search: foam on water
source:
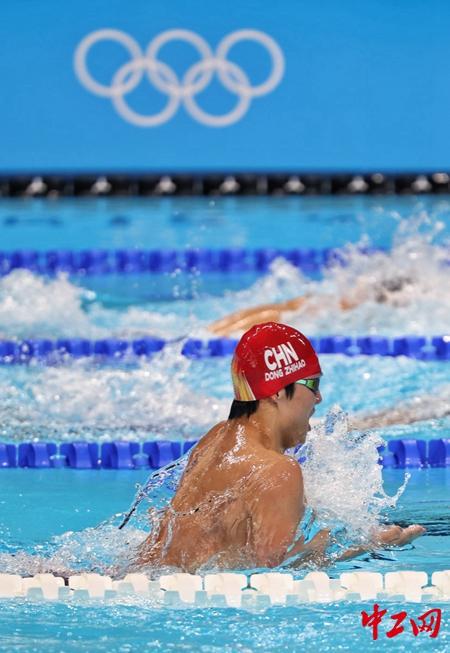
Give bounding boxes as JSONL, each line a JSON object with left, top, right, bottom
{"left": 0, "top": 271, "right": 103, "bottom": 339}
{"left": 0, "top": 215, "right": 445, "bottom": 575}
{"left": 0, "top": 348, "right": 229, "bottom": 440}
{"left": 220, "top": 213, "right": 450, "bottom": 336}
{"left": 0, "top": 215, "right": 448, "bottom": 339}
{"left": 299, "top": 406, "right": 409, "bottom": 548}
{"left": 1, "top": 349, "right": 448, "bottom": 441}
{"left": 0, "top": 270, "right": 185, "bottom": 339}
{"left": 0, "top": 407, "right": 411, "bottom": 576}
{"left": 0, "top": 521, "right": 147, "bottom": 577}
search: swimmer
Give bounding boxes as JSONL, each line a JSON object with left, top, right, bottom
{"left": 138, "top": 322, "right": 424, "bottom": 572}
{"left": 209, "top": 275, "right": 414, "bottom": 336}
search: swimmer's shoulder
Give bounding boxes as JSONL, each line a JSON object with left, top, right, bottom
{"left": 267, "top": 451, "right": 303, "bottom": 479}
{"left": 246, "top": 454, "right": 303, "bottom": 507}
{"left": 250, "top": 448, "right": 303, "bottom": 485}
{"left": 188, "top": 421, "right": 228, "bottom": 455}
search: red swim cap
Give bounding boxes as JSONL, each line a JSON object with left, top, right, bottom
{"left": 231, "top": 322, "right": 321, "bottom": 401}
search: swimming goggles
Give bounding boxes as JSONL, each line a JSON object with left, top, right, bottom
{"left": 295, "top": 377, "right": 321, "bottom": 395}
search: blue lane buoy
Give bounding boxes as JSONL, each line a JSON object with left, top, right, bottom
{"left": 207, "top": 338, "right": 238, "bottom": 357}
{"left": 101, "top": 441, "right": 140, "bottom": 469}
{"left": 115, "top": 249, "right": 149, "bottom": 273}
{"left": 2, "top": 438, "right": 450, "bottom": 470}
{"left": 143, "top": 441, "right": 180, "bottom": 468}
{"left": 317, "top": 336, "right": 335, "bottom": 354}
{"left": 388, "top": 439, "right": 427, "bottom": 467}
{"left": 433, "top": 336, "right": 450, "bottom": 360}
{"left": 216, "top": 249, "right": 249, "bottom": 272}
{"left": 93, "top": 339, "right": 130, "bottom": 358}
{"left": 254, "top": 248, "right": 279, "bottom": 271}
{"left": 46, "top": 250, "right": 75, "bottom": 273}
{"left": 181, "top": 339, "right": 205, "bottom": 359}
{"left": 18, "top": 442, "right": 58, "bottom": 468}
{"left": 0, "top": 443, "right": 16, "bottom": 467}
{"left": 132, "top": 338, "right": 165, "bottom": 356}
{"left": 183, "top": 440, "right": 198, "bottom": 453}
{"left": 10, "top": 250, "right": 40, "bottom": 272}
{"left": 428, "top": 438, "right": 450, "bottom": 467}
{"left": 56, "top": 338, "right": 92, "bottom": 357}
{"left": 60, "top": 442, "right": 100, "bottom": 469}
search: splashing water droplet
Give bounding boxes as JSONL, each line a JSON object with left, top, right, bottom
{"left": 300, "top": 406, "right": 409, "bottom": 547}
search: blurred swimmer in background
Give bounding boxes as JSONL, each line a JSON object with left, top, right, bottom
{"left": 210, "top": 267, "right": 450, "bottom": 429}
{"left": 209, "top": 275, "right": 414, "bottom": 337}
{"left": 138, "top": 322, "right": 425, "bottom": 573}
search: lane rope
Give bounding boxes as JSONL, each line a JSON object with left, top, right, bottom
{"left": 0, "top": 247, "right": 388, "bottom": 275}
{"left": 0, "top": 570, "right": 449, "bottom": 605}
{"left": 0, "top": 438, "right": 448, "bottom": 469}
{"left": 0, "top": 335, "right": 449, "bottom": 362}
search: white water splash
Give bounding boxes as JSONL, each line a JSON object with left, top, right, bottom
{"left": 0, "top": 271, "right": 103, "bottom": 339}
{"left": 0, "top": 348, "right": 229, "bottom": 439}
{"left": 286, "top": 215, "right": 450, "bottom": 335}
{"left": 300, "top": 405, "right": 409, "bottom": 543}
{"left": 0, "top": 270, "right": 186, "bottom": 339}
{"left": 0, "top": 215, "right": 447, "bottom": 339}
{"left": 0, "top": 521, "right": 147, "bottom": 577}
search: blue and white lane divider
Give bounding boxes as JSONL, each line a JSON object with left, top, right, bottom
{"left": 0, "top": 438, "right": 448, "bottom": 469}
{"left": 0, "top": 247, "right": 384, "bottom": 275}
{"left": 1, "top": 570, "right": 449, "bottom": 604}
{"left": 0, "top": 335, "right": 449, "bottom": 363}
{"left": 0, "top": 440, "right": 197, "bottom": 470}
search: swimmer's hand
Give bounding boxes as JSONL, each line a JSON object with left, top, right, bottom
{"left": 374, "top": 524, "right": 426, "bottom": 547}
{"left": 296, "top": 529, "right": 331, "bottom": 555}
{"left": 287, "top": 528, "right": 331, "bottom": 566}
{"left": 288, "top": 524, "right": 426, "bottom": 567}
{"left": 334, "top": 523, "right": 426, "bottom": 562}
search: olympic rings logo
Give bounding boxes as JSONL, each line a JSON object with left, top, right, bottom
{"left": 74, "top": 28, "right": 285, "bottom": 127}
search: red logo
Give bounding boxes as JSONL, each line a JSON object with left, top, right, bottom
{"left": 361, "top": 604, "right": 442, "bottom": 640}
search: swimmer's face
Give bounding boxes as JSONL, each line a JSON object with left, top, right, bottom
{"left": 275, "top": 376, "right": 322, "bottom": 449}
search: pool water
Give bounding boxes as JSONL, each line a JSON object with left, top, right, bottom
{"left": 1, "top": 196, "right": 449, "bottom": 340}
{"left": 0, "top": 598, "right": 447, "bottom": 653}
{"left": 0, "top": 353, "right": 448, "bottom": 442}
{"left": 0, "top": 195, "right": 449, "bottom": 652}
{"left": 1, "top": 468, "right": 449, "bottom": 576}
{"left": 2, "top": 195, "right": 449, "bottom": 251}
{"left": 0, "top": 468, "right": 448, "bottom": 652}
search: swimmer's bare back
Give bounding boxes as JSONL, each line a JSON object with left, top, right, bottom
{"left": 208, "top": 296, "right": 358, "bottom": 337}
{"left": 137, "top": 421, "right": 305, "bottom": 572}
{"left": 209, "top": 298, "right": 308, "bottom": 337}
{"left": 136, "top": 422, "right": 425, "bottom": 573}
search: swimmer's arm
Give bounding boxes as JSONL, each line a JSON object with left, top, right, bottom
{"left": 288, "top": 524, "right": 426, "bottom": 567}
{"left": 335, "top": 524, "right": 426, "bottom": 560}
{"left": 209, "top": 298, "right": 306, "bottom": 336}
{"left": 250, "top": 460, "right": 334, "bottom": 566}
{"left": 249, "top": 457, "right": 306, "bottom": 568}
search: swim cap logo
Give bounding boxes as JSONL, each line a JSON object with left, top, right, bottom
{"left": 263, "top": 342, "right": 306, "bottom": 381}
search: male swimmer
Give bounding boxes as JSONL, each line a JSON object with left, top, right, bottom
{"left": 138, "top": 322, "right": 424, "bottom": 572}
{"left": 209, "top": 275, "right": 413, "bottom": 336}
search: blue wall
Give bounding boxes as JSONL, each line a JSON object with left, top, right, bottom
{"left": 0, "top": 0, "right": 447, "bottom": 172}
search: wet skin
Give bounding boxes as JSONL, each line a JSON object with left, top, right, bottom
{"left": 138, "top": 383, "right": 425, "bottom": 572}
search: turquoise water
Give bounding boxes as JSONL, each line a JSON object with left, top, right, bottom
{"left": 0, "top": 195, "right": 449, "bottom": 651}
{"left": 1, "top": 468, "right": 448, "bottom": 575}
{"left": 1, "top": 196, "right": 449, "bottom": 339}
{"left": 0, "top": 599, "right": 447, "bottom": 653}
{"left": 0, "top": 354, "right": 449, "bottom": 442}
{"left": 2, "top": 195, "right": 449, "bottom": 251}
{"left": 0, "top": 468, "right": 448, "bottom": 652}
